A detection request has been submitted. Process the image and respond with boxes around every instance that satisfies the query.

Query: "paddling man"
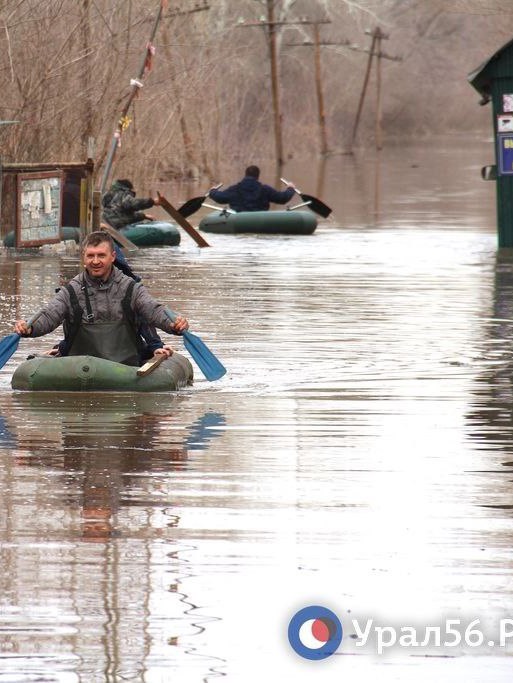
[102,178,160,228]
[208,165,295,212]
[14,231,188,367]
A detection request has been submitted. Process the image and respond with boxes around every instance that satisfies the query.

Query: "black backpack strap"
[80,281,94,321]
[65,283,83,321]
[61,282,84,355]
[120,280,145,356]
[121,280,136,322]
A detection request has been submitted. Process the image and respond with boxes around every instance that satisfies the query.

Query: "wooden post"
[316,155,326,200]
[349,27,400,151]
[92,190,101,230]
[81,0,93,143]
[240,15,334,167]
[375,28,383,151]
[267,0,284,173]
[284,23,343,157]
[162,25,198,176]
[79,179,88,233]
[350,32,377,150]
[313,24,328,156]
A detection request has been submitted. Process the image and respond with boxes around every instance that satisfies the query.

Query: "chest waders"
[64,279,144,366]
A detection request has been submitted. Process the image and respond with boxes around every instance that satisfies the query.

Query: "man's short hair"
[245,165,260,179]
[82,230,115,252]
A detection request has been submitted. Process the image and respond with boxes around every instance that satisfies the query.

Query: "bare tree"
[0,0,508,188]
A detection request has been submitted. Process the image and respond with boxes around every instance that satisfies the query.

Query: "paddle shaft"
[280,177,332,218]
[157,193,210,248]
[0,311,44,369]
[177,183,223,219]
[287,200,312,211]
[202,202,236,214]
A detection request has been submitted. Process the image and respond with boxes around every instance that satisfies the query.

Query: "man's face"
[83,241,116,280]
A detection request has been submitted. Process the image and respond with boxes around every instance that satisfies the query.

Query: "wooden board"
[136,353,167,376]
[100,221,139,252]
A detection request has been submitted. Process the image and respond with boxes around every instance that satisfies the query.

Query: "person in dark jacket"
[102,178,160,229]
[14,231,188,366]
[208,165,295,212]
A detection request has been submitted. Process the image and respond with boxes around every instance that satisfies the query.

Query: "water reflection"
[2,138,513,682]
[0,394,226,680]
[467,250,513,456]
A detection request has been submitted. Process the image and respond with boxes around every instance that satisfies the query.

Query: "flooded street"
[2,136,513,681]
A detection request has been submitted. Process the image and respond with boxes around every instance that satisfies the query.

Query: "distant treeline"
[0,0,508,187]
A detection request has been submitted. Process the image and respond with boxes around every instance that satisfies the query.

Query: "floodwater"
[0,136,513,681]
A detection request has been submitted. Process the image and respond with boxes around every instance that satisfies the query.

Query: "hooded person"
[102,179,160,229]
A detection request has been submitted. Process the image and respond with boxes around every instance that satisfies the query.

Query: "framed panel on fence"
[16,171,63,247]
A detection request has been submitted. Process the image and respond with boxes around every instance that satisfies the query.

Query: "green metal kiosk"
[469,38,513,247]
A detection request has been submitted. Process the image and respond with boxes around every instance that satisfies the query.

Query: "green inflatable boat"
[3,226,81,247]
[11,353,193,392]
[120,221,181,246]
[198,210,317,235]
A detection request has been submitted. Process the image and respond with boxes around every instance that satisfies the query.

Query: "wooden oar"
[0,313,40,370]
[100,221,139,252]
[157,193,210,248]
[177,183,223,218]
[165,308,226,381]
[280,177,332,218]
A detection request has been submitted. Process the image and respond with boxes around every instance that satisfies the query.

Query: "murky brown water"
[1,136,513,681]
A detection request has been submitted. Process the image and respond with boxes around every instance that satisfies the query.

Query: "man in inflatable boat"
[13,231,188,366]
[102,178,159,228]
[208,165,295,212]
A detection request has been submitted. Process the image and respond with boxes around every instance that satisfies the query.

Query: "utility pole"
[81,0,93,146]
[161,2,210,176]
[285,21,349,156]
[313,22,327,155]
[239,6,322,172]
[349,27,401,152]
[375,27,383,151]
[267,0,283,171]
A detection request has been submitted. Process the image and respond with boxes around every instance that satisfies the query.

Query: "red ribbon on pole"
[144,43,156,73]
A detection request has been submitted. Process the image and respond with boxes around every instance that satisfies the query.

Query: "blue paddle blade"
[0,333,21,369]
[165,308,226,381]
[183,330,226,381]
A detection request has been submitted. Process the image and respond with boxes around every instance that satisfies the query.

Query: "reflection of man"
[208,165,295,212]
[81,495,116,542]
[14,231,188,366]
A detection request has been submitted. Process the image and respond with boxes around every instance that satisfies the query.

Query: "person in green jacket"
[102,178,160,229]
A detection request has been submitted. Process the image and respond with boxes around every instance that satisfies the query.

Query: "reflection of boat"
[120,221,180,246]
[3,226,81,247]
[198,210,317,235]
[11,353,193,392]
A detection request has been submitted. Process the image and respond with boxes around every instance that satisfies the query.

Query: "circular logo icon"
[288,605,343,660]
